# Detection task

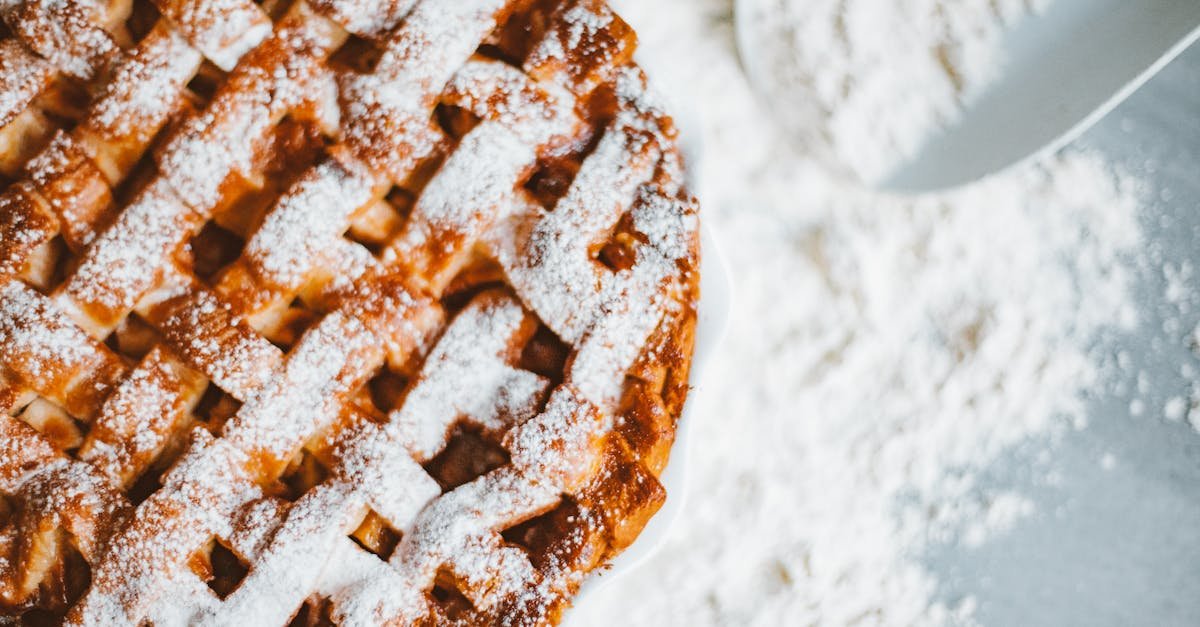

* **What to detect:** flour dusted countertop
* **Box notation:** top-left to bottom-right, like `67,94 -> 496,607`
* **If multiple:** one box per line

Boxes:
572,1 -> 1200,625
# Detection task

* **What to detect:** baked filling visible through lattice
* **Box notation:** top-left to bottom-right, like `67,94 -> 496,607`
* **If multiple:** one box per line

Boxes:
0,0 -> 699,624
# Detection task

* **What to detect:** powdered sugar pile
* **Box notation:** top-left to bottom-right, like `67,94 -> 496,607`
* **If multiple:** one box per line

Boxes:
737,0 -> 1052,184
573,1 -> 1147,624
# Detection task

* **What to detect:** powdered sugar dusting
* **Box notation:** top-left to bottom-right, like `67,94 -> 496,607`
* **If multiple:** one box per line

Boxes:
335,422 -> 441,527
393,126 -> 531,262
226,311 -> 380,463
445,59 -> 579,145
506,386 -> 609,491
631,186 -> 698,264
244,158 -> 373,289
389,58 -> 581,287
393,292 -> 548,460
495,107 -> 662,343
337,0 -> 507,182
372,0 -> 503,97
574,2 -> 1153,625
154,289 -> 284,400
307,0 -> 417,38
85,27 -> 202,144
0,279 -> 120,391
6,0 -> 119,80
64,179 -> 198,328
158,98 -> 270,213
0,189 -> 57,279
0,39 -> 53,127
203,484 -> 366,626
563,3 -> 614,51
391,468 -> 557,609
0,414 -> 59,491
160,12 -> 341,213
79,349 -> 203,486
738,0 -> 1054,184
159,0 -> 271,71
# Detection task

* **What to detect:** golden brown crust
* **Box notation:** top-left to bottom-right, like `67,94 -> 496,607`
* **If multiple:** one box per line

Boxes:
0,0 -> 699,624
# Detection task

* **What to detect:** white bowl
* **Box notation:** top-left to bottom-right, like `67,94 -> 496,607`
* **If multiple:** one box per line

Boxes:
734,0 -> 1200,192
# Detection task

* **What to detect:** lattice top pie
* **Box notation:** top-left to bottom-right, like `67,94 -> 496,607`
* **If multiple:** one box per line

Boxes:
0,0 -> 700,624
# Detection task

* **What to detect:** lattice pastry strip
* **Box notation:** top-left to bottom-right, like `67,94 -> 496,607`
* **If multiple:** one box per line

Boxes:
394,291 -> 549,460
73,299 -> 427,622
223,149 -> 384,318
151,0 -> 272,70
156,1 -> 345,215
0,0 -> 267,186
0,0 -> 701,624
76,347 -> 208,488
143,281 -> 287,402
0,281 -> 126,419
307,0 -> 414,39
77,23 -> 203,183
0,39 -> 54,130
7,274 -> 364,617
0,282 -> 222,611
48,7 -> 342,338
0,415 -> 130,610
1,273 -> 282,610
0,0 -> 272,288
1,0 -> 124,81
490,71 -> 666,345
0,187 -> 57,281
389,58 -> 581,292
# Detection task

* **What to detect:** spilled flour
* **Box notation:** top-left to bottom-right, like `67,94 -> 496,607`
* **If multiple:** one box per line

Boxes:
570,1 -> 1146,625
737,0 -> 1052,184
